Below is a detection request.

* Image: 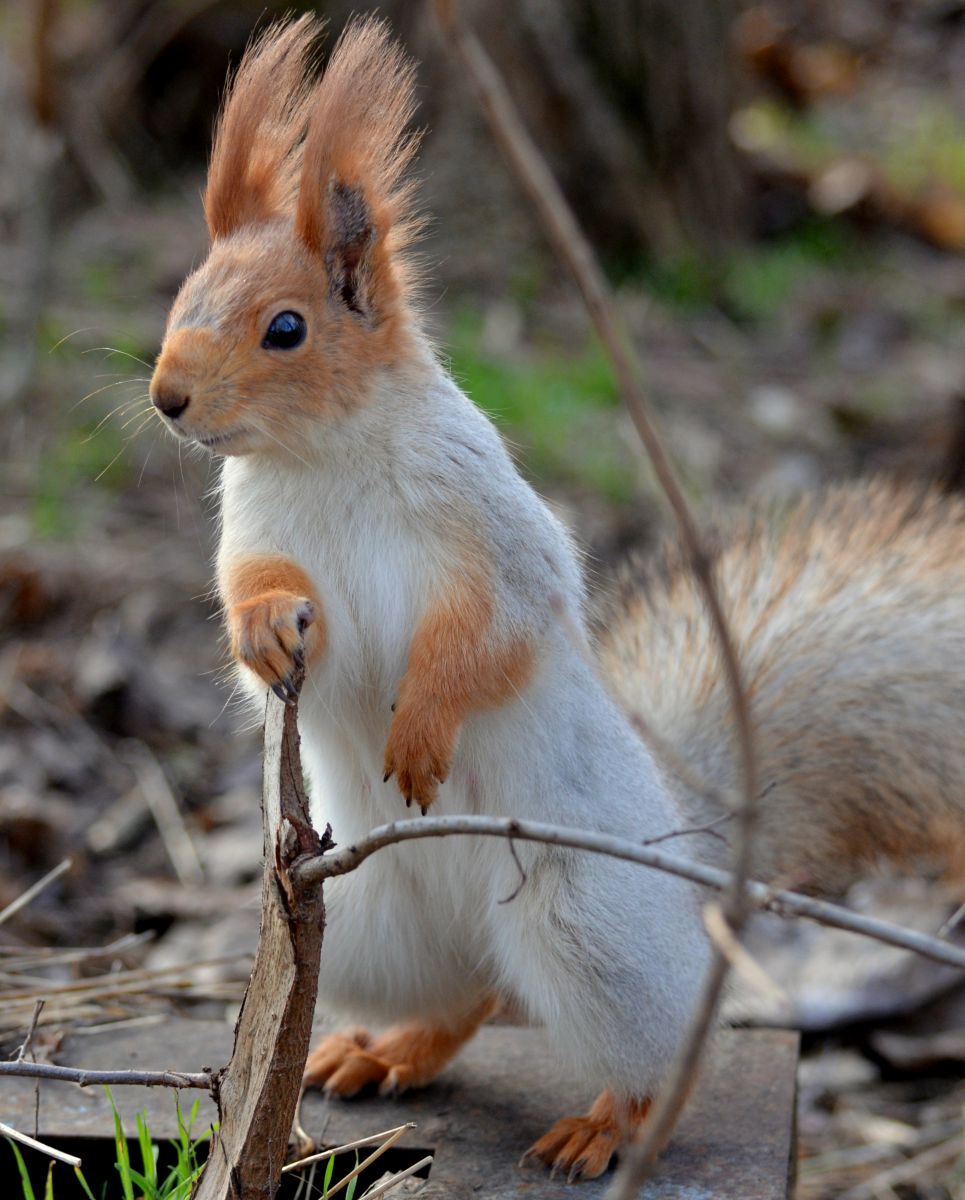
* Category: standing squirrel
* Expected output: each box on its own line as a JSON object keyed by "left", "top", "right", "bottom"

{"left": 148, "top": 16, "right": 965, "bottom": 1181}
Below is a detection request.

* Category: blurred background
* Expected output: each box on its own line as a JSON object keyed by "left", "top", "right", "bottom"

{"left": 1, "top": 2, "right": 965, "bottom": 1196}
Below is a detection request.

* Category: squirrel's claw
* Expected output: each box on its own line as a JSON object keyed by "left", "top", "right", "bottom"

{"left": 231, "top": 592, "right": 315, "bottom": 699}
{"left": 270, "top": 675, "right": 302, "bottom": 706}
{"left": 522, "top": 1093, "right": 652, "bottom": 1182}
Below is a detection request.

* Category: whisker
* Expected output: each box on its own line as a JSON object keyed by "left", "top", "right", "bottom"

{"left": 119, "top": 404, "right": 156, "bottom": 432}
{"left": 48, "top": 327, "right": 99, "bottom": 354}
{"left": 94, "top": 444, "right": 129, "bottom": 482}
{"left": 137, "top": 443, "right": 155, "bottom": 488}
{"left": 82, "top": 397, "right": 151, "bottom": 440}
{"left": 82, "top": 346, "right": 154, "bottom": 370}
{"left": 128, "top": 412, "right": 159, "bottom": 438}
{"left": 70, "top": 378, "right": 150, "bottom": 412}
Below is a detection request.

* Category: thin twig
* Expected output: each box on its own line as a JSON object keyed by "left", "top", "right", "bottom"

{"left": 294, "top": 814, "right": 965, "bottom": 970}
{"left": 121, "top": 741, "right": 204, "bottom": 886}
{"left": 702, "top": 904, "right": 788, "bottom": 1010}
{"left": 937, "top": 899, "right": 965, "bottom": 939}
{"left": 0, "top": 1059, "right": 212, "bottom": 1089}
{"left": 427, "top": 8, "right": 760, "bottom": 1191}
{"left": 278, "top": 1118, "right": 415, "bottom": 1176}
{"left": 429, "top": 0, "right": 756, "bottom": 832}
{"left": 282, "top": 1124, "right": 417, "bottom": 1174}
{"left": 837, "top": 1134, "right": 964, "bottom": 1200}
{"left": 0, "top": 1120, "right": 83, "bottom": 1168}
{"left": 642, "top": 813, "right": 733, "bottom": 848}
{"left": 320, "top": 1124, "right": 414, "bottom": 1199}
{"left": 362, "top": 1155, "right": 434, "bottom": 1199}
{"left": 13, "top": 1000, "right": 45, "bottom": 1062}
{"left": 0, "top": 859, "right": 71, "bottom": 926}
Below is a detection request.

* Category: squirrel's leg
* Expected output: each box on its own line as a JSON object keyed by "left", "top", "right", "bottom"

{"left": 221, "top": 555, "right": 324, "bottom": 702}
{"left": 384, "top": 570, "right": 532, "bottom": 810}
{"left": 303, "top": 996, "right": 497, "bottom": 1097}
{"left": 523, "top": 1092, "right": 653, "bottom": 1182}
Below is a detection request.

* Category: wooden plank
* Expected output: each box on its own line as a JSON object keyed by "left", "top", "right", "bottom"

{"left": 0, "top": 1020, "right": 797, "bottom": 1197}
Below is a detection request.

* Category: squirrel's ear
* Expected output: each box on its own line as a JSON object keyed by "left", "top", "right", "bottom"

{"left": 293, "top": 18, "right": 419, "bottom": 320}
{"left": 204, "top": 16, "right": 320, "bottom": 240}
{"left": 323, "top": 182, "right": 375, "bottom": 315}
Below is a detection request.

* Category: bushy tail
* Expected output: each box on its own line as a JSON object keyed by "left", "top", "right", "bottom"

{"left": 599, "top": 480, "right": 965, "bottom": 894}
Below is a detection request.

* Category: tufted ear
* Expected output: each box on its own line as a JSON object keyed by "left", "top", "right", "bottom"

{"left": 294, "top": 18, "right": 420, "bottom": 321}
{"left": 204, "top": 16, "right": 321, "bottom": 241}
{"left": 323, "top": 182, "right": 375, "bottom": 315}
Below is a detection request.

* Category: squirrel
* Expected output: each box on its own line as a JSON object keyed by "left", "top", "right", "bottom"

{"left": 147, "top": 15, "right": 965, "bottom": 1182}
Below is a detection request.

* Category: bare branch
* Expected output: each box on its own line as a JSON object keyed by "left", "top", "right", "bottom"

{"left": 14, "top": 1000, "right": 45, "bottom": 1063}
{"left": 294, "top": 814, "right": 965, "bottom": 970}
{"left": 427, "top": 7, "right": 760, "bottom": 1189}
{"left": 0, "top": 1059, "right": 212, "bottom": 1089}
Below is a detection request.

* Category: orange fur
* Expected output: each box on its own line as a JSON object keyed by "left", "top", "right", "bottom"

{"left": 295, "top": 18, "right": 422, "bottom": 319}
{"left": 222, "top": 555, "right": 324, "bottom": 693}
{"left": 204, "top": 15, "right": 420, "bottom": 328}
{"left": 205, "top": 16, "right": 319, "bottom": 239}
{"left": 384, "top": 567, "right": 534, "bottom": 810}
{"left": 304, "top": 997, "right": 497, "bottom": 1097}
{"left": 524, "top": 1091, "right": 653, "bottom": 1181}
{"left": 152, "top": 17, "right": 428, "bottom": 446}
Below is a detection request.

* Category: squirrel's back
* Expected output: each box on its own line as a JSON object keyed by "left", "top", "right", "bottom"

{"left": 599, "top": 479, "right": 965, "bottom": 893}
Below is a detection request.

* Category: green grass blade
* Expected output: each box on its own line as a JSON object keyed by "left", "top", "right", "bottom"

{"left": 136, "top": 1109, "right": 158, "bottom": 1192}
{"left": 6, "top": 1138, "right": 36, "bottom": 1200}
{"left": 73, "top": 1166, "right": 98, "bottom": 1200}
{"left": 105, "top": 1088, "right": 135, "bottom": 1200}
{"left": 322, "top": 1151, "right": 336, "bottom": 1197}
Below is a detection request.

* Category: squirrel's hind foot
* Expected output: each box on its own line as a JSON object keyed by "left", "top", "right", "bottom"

{"left": 303, "top": 1002, "right": 494, "bottom": 1098}
{"left": 521, "top": 1091, "right": 652, "bottom": 1182}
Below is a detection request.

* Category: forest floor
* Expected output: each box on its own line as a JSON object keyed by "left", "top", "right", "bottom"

{"left": 2, "top": 3, "right": 965, "bottom": 1195}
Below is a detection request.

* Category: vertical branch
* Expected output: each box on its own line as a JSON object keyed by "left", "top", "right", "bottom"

{"left": 193, "top": 677, "right": 331, "bottom": 1200}
{"left": 427, "top": 4, "right": 759, "bottom": 1193}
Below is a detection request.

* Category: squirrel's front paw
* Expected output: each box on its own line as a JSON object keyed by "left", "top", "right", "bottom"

{"left": 229, "top": 592, "right": 315, "bottom": 704}
{"left": 383, "top": 706, "right": 453, "bottom": 813}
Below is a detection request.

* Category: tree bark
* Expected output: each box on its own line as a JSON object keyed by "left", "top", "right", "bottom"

{"left": 193, "top": 684, "right": 330, "bottom": 1200}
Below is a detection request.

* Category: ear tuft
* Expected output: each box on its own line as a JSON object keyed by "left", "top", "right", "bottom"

{"left": 326, "top": 182, "right": 374, "bottom": 316}
{"left": 294, "top": 18, "right": 422, "bottom": 320}
{"left": 204, "top": 15, "right": 322, "bottom": 240}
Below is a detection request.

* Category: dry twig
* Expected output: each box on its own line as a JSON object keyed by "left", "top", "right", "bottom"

{"left": 0, "top": 1120, "right": 82, "bottom": 1168}
{"left": 192, "top": 675, "right": 331, "bottom": 1200}
{"left": 426, "top": 6, "right": 760, "bottom": 1192}
{"left": 295, "top": 814, "right": 965, "bottom": 969}
{"left": 0, "top": 1060, "right": 212, "bottom": 1089}
{"left": 0, "top": 859, "right": 71, "bottom": 927}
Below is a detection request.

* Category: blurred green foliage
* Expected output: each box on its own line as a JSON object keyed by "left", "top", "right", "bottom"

{"left": 32, "top": 420, "right": 130, "bottom": 539}
{"left": 447, "top": 313, "right": 638, "bottom": 502}
{"left": 641, "top": 219, "right": 858, "bottom": 321}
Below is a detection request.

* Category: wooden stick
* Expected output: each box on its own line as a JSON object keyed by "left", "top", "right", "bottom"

{"left": 0, "top": 1060, "right": 211, "bottom": 1088}
{"left": 192, "top": 675, "right": 331, "bottom": 1200}
{"left": 0, "top": 1120, "right": 83, "bottom": 1168}
{"left": 426, "top": 7, "right": 760, "bottom": 1191}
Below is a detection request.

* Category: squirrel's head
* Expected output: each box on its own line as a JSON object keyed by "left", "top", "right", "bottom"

{"left": 149, "top": 16, "right": 422, "bottom": 459}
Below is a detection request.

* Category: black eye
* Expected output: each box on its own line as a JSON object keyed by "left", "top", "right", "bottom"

{"left": 263, "top": 311, "right": 307, "bottom": 350}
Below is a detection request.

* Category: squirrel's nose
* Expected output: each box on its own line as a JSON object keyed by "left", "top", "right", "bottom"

{"left": 152, "top": 389, "right": 191, "bottom": 420}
